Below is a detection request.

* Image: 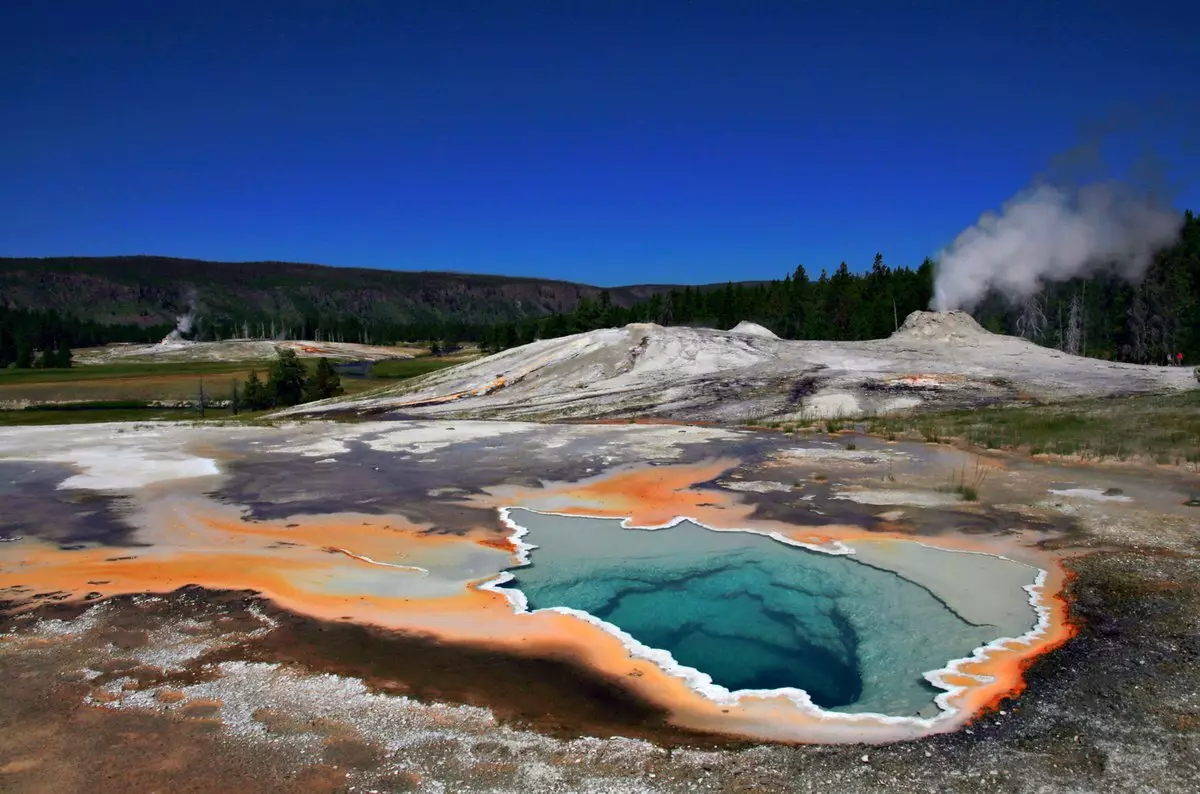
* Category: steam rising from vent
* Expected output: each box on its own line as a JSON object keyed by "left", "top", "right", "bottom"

{"left": 931, "top": 181, "right": 1183, "bottom": 311}
{"left": 160, "top": 290, "right": 198, "bottom": 346}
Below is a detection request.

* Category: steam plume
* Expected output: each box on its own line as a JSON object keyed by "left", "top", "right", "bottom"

{"left": 931, "top": 181, "right": 1183, "bottom": 311}
{"left": 174, "top": 309, "right": 195, "bottom": 335}
{"left": 160, "top": 290, "right": 198, "bottom": 345}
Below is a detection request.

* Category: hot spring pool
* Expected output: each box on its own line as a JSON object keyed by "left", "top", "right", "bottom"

{"left": 497, "top": 508, "right": 1040, "bottom": 717}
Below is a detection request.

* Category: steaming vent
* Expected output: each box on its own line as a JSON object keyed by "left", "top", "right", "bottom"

{"left": 891, "top": 310, "right": 990, "bottom": 344}
{"left": 931, "top": 182, "right": 1184, "bottom": 312}
{"left": 158, "top": 329, "right": 194, "bottom": 346}
{"left": 160, "top": 298, "right": 197, "bottom": 346}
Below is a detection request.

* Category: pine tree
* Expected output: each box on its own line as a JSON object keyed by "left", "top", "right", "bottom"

{"left": 788, "top": 265, "right": 810, "bottom": 338}
{"left": 54, "top": 339, "right": 72, "bottom": 368}
{"left": 267, "top": 348, "right": 308, "bottom": 407}
{"left": 1065, "top": 291, "right": 1083, "bottom": 356}
{"left": 304, "top": 357, "right": 344, "bottom": 401}
{"left": 242, "top": 370, "right": 273, "bottom": 410}
{"left": 15, "top": 342, "right": 33, "bottom": 369}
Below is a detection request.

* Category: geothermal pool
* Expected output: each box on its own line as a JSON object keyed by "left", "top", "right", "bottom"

{"left": 498, "top": 508, "right": 1042, "bottom": 718}
{"left": 0, "top": 422, "right": 1080, "bottom": 747}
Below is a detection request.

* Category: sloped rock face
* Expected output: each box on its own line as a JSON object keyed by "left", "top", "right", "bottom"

{"left": 286, "top": 320, "right": 1197, "bottom": 422}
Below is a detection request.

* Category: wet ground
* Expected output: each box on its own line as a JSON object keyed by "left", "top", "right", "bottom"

{"left": 1, "top": 420, "right": 1198, "bottom": 791}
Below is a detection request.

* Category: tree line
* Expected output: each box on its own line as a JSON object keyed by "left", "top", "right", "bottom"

{"left": 0, "top": 307, "right": 173, "bottom": 369}
{"left": 4, "top": 210, "right": 1196, "bottom": 367}
{"left": 969, "top": 210, "right": 1200, "bottom": 365}
{"left": 477, "top": 210, "right": 1200, "bottom": 365}
{"left": 477, "top": 256, "right": 937, "bottom": 352}
{"left": 184, "top": 315, "right": 491, "bottom": 351}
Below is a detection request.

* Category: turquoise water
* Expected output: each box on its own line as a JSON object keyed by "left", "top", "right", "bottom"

{"left": 502, "top": 509, "right": 1018, "bottom": 716}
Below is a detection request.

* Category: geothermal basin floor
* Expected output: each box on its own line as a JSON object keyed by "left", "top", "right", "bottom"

{"left": 1, "top": 420, "right": 1199, "bottom": 792}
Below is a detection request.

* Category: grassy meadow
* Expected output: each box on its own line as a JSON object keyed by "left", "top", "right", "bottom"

{"left": 0, "top": 354, "right": 467, "bottom": 426}
{"left": 744, "top": 390, "right": 1200, "bottom": 466}
{"left": 866, "top": 391, "right": 1200, "bottom": 465}
{"left": 368, "top": 356, "right": 472, "bottom": 379}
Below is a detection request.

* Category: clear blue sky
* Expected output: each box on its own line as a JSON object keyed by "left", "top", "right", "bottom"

{"left": 2, "top": 1, "right": 1196, "bottom": 286}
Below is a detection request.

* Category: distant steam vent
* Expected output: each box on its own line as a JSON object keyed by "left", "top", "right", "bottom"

{"left": 160, "top": 291, "right": 198, "bottom": 346}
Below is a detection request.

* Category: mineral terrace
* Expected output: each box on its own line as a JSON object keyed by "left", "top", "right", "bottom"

{"left": 283, "top": 311, "right": 1195, "bottom": 421}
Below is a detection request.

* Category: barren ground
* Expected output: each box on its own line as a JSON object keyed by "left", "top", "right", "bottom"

{"left": 0, "top": 419, "right": 1197, "bottom": 791}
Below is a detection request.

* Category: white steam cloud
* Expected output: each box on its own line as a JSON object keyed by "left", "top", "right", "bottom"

{"left": 174, "top": 309, "right": 195, "bottom": 335}
{"left": 931, "top": 181, "right": 1183, "bottom": 311}
{"left": 160, "top": 290, "right": 198, "bottom": 345}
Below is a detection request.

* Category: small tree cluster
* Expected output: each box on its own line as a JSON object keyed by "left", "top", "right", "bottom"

{"left": 239, "top": 350, "right": 343, "bottom": 411}
{"left": 3, "top": 340, "right": 74, "bottom": 369}
{"left": 32, "top": 342, "right": 72, "bottom": 369}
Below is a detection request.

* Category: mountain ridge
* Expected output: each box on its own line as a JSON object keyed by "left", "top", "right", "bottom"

{"left": 0, "top": 255, "right": 751, "bottom": 330}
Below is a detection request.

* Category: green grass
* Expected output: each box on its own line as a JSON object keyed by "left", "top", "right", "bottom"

{"left": 0, "top": 354, "right": 467, "bottom": 426}
{"left": 22, "top": 399, "right": 152, "bottom": 410}
{"left": 368, "top": 357, "right": 466, "bottom": 379}
{"left": 0, "top": 406, "right": 227, "bottom": 426}
{"left": 0, "top": 400, "right": 288, "bottom": 427}
{"left": 873, "top": 391, "right": 1200, "bottom": 465}
{"left": 0, "top": 362, "right": 271, "bottom": 406}
{"left": 0, "top": 356, "right": 426, "bottom": 415}
{"left": 935, "top": 460, "right": 990, "bottom": 501}
{"left": 0, "top": 360, "right": 267, "bottom": 384}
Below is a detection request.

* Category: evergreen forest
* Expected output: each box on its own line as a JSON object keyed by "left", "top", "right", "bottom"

{"left": 2, "top": 211, "right": 1197, "bottom": 368}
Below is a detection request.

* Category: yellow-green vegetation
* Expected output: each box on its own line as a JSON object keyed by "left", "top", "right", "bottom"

{"left": 368, "top": 356, "right": 470, "bottom": 379}
{"left": 0, "top": 404, "right": 230, "bottom": 427}
{"left": 0, "top": 361, "right": 262, "bottom": 401}
{"left": 0, "top": 360, "right": 263, "bottom": 383}
{"left": 869, "top": 391, "right": 1200, "bottom": 465}
{"left": 936, "top": 460, "right": 990, "bottom": 501}
{"left": 0, "top": 355, "right": 461, "bottom": 426}
{"left": 0, "top": 359, "right": 385, "bottom": 404}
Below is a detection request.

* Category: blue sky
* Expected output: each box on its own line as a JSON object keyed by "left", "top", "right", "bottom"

{"left": 1, "top": 1, "right": 1196, "bottom": 285}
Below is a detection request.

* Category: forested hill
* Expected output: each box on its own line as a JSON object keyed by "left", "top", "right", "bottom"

{"left": 4, "top": 208, "right": 1197, "bottom": 368}
{"left": 483, "top": 210, "right": 1200, "bottom": 366}
{"left": 0, "top": 255, "right": 684, "bottom": 337}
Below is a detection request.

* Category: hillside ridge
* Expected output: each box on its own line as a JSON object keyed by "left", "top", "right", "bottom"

{"left": 0, "top": 255, "right": 739, "bottom": 330}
